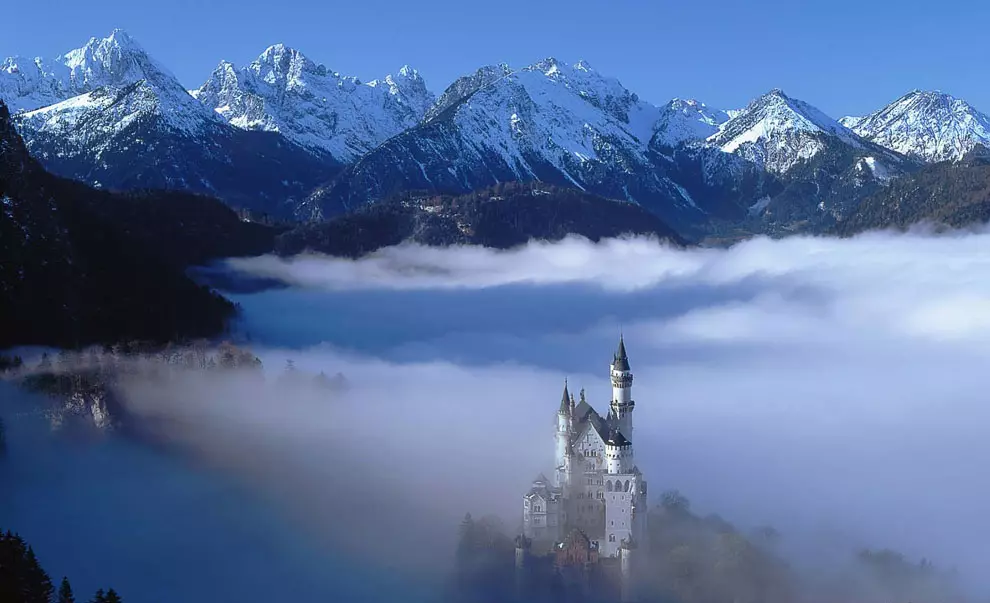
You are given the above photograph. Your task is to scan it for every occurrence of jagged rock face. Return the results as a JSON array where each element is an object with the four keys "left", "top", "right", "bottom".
[
  {"left": 303, "top": 58, "right": 723, "bottom": 232},
  {"left": 843, "top": 90, "right": 990, "bottom": 163},
  {"left": 193, "top": 44, "right": 435, "bottom": 162},
  {"left": 706, "top": 89, "right": 867, "bottom": 174},
  {"left": 14, "top": 80, "right": 336, "bottom": 217},
  {"left": 651, "top": 98, "right": 729, "bottom": 148},
  {"left": 1, "top": 31, "right": 337, "bottom": 218},
  {"left": 0, "top": 29, "right": 173, "bottom": 113},
  {"left": 423, "top": 64, "right": 512, "bottom": 122}
]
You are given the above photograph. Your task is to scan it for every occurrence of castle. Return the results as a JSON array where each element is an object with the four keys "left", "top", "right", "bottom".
[{"left": 517, "top": 336, "right": 648, "bottom": 600}]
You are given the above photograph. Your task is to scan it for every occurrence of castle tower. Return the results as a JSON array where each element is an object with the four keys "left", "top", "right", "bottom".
[
  {"left": 604, "top": 430, "right": 632, "bottom": 474},
  {"left": 555, "top": 380, "right": 573, "bottom": 489},
  {"left": 609, "top": 336, "right": 635, "bottom": 442}
]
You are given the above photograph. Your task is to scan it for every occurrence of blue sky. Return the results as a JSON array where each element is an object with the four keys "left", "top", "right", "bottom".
[{"left": 4, "top": 0, "right": 989, "bottom": 117}]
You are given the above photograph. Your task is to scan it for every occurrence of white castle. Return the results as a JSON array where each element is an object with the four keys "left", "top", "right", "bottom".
[{"left": 522, "top": 336, "right": 648, "bottom": 558}]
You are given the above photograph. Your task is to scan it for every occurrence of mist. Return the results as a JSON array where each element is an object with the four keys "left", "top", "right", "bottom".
[{"left": 4, "top": 229, "right": 990, "bottom": 601}]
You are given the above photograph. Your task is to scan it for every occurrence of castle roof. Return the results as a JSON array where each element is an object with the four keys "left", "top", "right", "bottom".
[
  {"left": 526, "top": 475, "right": 561, "bottom": 501},
  {"left": 559, "top": 380, "right": 571, "bottom": 414},
  {"left": 612, "top": 335, "right": 630, "bottom": 372},
  {"left": 604, "top": 428, "right": 631, "bottom": 448}
]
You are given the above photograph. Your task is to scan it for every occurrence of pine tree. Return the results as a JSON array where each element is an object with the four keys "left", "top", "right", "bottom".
[
  {"left": 59, "top": 577, "right": 76, "bottom": 603},
  {"left": 90, "top": 588, "right": 106, "bottom": 603},
  {"left": 24, "top": 546, "right": 54, "bottom": 603},
  {"left": 104, "top": 588, "right": 122, "bottom": 603}
]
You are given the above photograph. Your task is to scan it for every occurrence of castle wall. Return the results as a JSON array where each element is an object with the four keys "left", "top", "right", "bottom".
[
  {"left": 523, "top": 491, "right": 563, "bottom": 543},
  {"left": 603, "top": 488, "right": 635, "bottom": 557}
]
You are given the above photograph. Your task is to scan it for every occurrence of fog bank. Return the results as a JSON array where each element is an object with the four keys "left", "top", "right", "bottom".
[{"left": 5, "top": 228, "right": 990, "bottom": 601}]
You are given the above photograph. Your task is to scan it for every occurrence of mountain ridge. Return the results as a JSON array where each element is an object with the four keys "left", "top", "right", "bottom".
[
  {"left": 192, "top": 44, "right": 435, "bottom": 162},
  {"left": 844, "top": 90, "right": 990, "bottom": 163},
  {"left": 4, "top": 29, "right": 990, "bottom": 239}
]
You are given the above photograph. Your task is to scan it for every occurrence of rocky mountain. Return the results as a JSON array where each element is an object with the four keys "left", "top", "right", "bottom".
[
  {"left": 708, "top": 89, "right": 874, "bottom": 174},
  {"left": 0, "top": 30, "right": 337, "bottom": 218},
  {"left": 651, "top": 98, "right": 729, "bottom": 148},
  {"left": 302, "top": 58, "right": 731, "bottom": 233},
  {"left": 836, "top": 151, "right": 990, "bottom": 235},
  {"left": 6, "top": 29, "right": 990, "bottom": 239},
  {"left": 842, "top": 90, "right": 990, "bottom": 163},
  {"left": 0, "top": 99, "right": 276, "bottom": 348},
  {"left": 193, "top": 44, "right": 434, "bottom": 163},
  {"left": 276, "top": 182, "right": 685, "bottom": 257},
  {"left": 0, "top": 29, "right": 175, "bottom": 113},
  {"left": 687, "top": 89, "right": 919, "bottom": 233}
]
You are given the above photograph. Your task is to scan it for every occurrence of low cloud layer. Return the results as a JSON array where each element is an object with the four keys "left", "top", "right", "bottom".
[
  {"left": 7, "top": 228, "right": 990, "bottom": 601},
  {"left": 226, "top": 230, "right": 990, "bottom": 591}
]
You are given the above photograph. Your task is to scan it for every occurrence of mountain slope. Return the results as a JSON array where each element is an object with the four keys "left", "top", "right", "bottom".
[
  {"left": 836, "top": 152, "right": 990, "bottom": 235},
  {"left": 651, "top": 98, "right": 729, "bottom": 148},
  {"left": 302, "top": 58, "right": 720, "bottom": 231},
  {"left": 0, "top": 29, "right": 175, "bottom": 113},
  {"left": 707, "top": 89, "right": 867, "bottom": 174},
  {"left": 0, "top": 30, "right": 336, "bottom": 218},
  {"left": 843, "top": 90, "right": 990, "bottom": 163},
  {"left": 0, "top": 99, "right": 275, "bottom": 348},
  {"left": 276, "top": 182, "right": 685, "bottom": 257},
  {"left": 693, "top": 89, "right": 918, "bottom": 233},
  {"left": 193, "top": 45, "right": 434, "bottom": 162}
]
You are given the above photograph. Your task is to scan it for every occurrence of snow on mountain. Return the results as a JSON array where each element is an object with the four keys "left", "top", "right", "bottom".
[
  {"left": 0, "top": 57, "right": 70, "bottom": 114},
  {"left": 0, "top": 29, "right": 193, "bottom": 115},
  {"left": 17, "top": 78, "right": 215, "bottom": 157},
  {"left": 9, "top": 30, "right": 231, "bottom": 172},
  {"left": 839, "top": 115, "right": 863, "bottom": 129},
  {"left": 651, "top": 98, "right": 729, "bottom": 147},
  {"left": 707, "top": 88, "right": 863, "bottom": 173},
  {"left": 3, "top": 31, "right": 335, "bottom": 217},
  {"left": 439, "top": 57, "right": 663, "bottom": 172},
  {"left": 192, "top": 44, "right": 435, "bottom": 162},
  {"left": 304, "top": 57, "right": 712, "bottom": 226},
  {"left": 845, "top": 90, "right": 990, "bottom": 163}
]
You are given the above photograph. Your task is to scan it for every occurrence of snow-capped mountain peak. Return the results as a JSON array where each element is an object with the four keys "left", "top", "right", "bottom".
[
  {"left": 56, "top": 28, "right": 181, "bottom": 95},
  {"left": 707, "top": 88, "right": 861, "bottom": 173},
  {"left": 845, "top": 89, "right": 990, "bottom": 163},
  {"left": 651, "top": 97, "right": 729, "bottom": 147},
  {"left": 193, "top": 45, "right": 435, "bottom": 161},
  {"left": 0, "top": 28, "right": 197, "bottom": 118},
  {"left": 305, "top": 56, "right": 720, "bottom": 225}
]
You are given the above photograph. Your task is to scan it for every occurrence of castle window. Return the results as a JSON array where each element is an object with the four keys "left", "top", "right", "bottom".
[
  {"left": 624, "top": 480, "right": 630, "bottom": 492},
  {"left": 606, "top": 480, "right": 613, "bottom": 492},
  {"left": 609, "top": 534, "right": 616, "bottom": 542}
]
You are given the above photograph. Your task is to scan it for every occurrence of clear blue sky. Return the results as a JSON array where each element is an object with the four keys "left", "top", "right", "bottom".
[{"left": 4, "top": 0, "right": 989, "bottom": 117}]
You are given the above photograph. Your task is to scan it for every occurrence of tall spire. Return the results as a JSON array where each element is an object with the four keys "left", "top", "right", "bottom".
[
  {"left": 559, "top": 379, "right": 571, "bottom": 413},
  {"left": 613, "top": 335, "right": 630, "bottom": 372}
]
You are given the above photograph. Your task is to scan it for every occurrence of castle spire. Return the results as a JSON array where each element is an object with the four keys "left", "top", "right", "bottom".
[
  {"left": 613, "top": 334, "right": 630, "bottom": 372},
  {"left": 559, "top": 379, "right": 571, "bottom": 413}
]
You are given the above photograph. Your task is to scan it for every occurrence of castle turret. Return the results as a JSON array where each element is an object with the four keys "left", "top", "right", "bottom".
[
  {"left": 609, "top": 336, "right": 635, "bottom": 442},
  {"left": 604, "top": 429, "right": 633, "bottom": 474},
  {"left": 555, "top": 380, "right": 573, "bottom": 489}
]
